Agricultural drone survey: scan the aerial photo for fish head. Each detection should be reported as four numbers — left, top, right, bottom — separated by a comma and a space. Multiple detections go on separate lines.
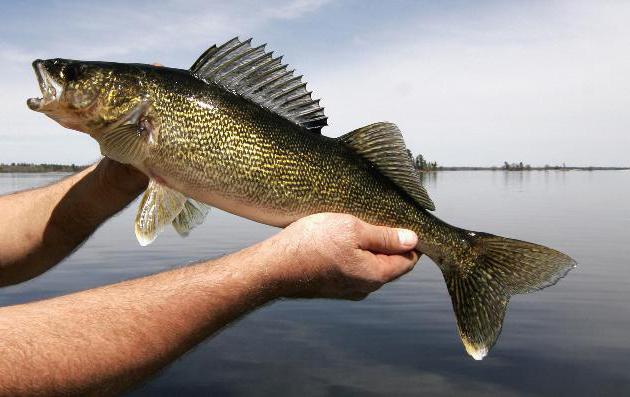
27, 58, 144, 134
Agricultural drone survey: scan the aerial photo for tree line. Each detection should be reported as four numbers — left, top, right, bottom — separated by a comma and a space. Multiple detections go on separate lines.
0, 163, 86, 173
406, 150, 439, 171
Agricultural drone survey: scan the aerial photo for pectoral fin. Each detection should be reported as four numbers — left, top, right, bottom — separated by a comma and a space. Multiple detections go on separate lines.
135, 179, 187, 246
98, 98, 153, 165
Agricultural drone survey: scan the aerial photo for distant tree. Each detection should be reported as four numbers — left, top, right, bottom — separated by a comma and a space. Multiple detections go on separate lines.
415, 154, 426, 170
503, 161, 510, 170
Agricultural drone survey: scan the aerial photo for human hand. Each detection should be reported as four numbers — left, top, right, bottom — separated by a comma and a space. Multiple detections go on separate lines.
265, 213, 420, 300
93, 157, 148, 198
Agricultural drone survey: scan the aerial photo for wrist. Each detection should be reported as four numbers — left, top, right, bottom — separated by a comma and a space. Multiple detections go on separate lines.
235, 235, 302, 300
250, 232, 318, 299
92, 158, 148, 200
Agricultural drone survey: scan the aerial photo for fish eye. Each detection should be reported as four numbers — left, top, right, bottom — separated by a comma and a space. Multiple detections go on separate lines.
63, 63, 84, 81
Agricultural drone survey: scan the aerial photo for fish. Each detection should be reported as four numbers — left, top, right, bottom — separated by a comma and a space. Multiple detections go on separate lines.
26, 37, 576, 360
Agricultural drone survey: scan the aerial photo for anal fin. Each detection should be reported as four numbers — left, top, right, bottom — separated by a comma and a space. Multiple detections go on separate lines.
172, 199, 210, 237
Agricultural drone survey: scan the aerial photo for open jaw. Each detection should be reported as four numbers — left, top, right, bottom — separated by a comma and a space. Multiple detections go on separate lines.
27, 60, 63, 112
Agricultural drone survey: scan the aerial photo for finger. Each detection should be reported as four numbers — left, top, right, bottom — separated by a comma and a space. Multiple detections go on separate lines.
346, 292, 369, 301
358, 223, 418, 254
376, 250, 421, 282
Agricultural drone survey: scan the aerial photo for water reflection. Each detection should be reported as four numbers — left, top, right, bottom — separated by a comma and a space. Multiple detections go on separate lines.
0, 171, 628, 396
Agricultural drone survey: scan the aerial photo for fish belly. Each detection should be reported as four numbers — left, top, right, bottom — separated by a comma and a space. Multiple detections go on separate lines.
186, 186, 300, 228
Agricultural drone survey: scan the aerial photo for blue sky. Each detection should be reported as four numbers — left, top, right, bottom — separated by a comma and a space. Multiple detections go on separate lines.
1, 0, 628, 166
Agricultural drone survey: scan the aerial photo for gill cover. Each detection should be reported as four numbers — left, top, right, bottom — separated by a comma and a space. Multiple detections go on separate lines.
97, 98, 209, 245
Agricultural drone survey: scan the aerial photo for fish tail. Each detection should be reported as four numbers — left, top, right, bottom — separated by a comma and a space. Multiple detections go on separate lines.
438, 229, 576, 360
331, 119, 574, 359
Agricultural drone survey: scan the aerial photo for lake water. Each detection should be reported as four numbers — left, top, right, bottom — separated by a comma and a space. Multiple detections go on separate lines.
0, 170, 628, 396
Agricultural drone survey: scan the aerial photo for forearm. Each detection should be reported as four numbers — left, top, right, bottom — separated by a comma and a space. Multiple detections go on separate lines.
0, 161, 146, 286
0, 213, 419, 396
0, 240, 281, 396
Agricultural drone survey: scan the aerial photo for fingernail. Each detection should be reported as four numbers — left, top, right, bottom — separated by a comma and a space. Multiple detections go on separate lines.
397, 229, 417, 247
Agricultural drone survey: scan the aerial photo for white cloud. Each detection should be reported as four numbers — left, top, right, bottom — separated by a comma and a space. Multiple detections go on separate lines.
309, 1, 630, 166
0, 0, 330, 164
1, 0, 628, 166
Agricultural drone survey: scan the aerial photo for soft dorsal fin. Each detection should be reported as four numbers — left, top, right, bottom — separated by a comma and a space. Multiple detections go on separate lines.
190, 37, 327, 133
338, 122, 435, 211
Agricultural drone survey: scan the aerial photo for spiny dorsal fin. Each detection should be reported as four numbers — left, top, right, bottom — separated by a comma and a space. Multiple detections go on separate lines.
190, 37, 327, 133
338, 122, 435, 210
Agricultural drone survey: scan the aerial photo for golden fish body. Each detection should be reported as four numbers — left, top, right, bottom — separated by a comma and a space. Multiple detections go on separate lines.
27, 38, 576, 360
141, 68, 416, 228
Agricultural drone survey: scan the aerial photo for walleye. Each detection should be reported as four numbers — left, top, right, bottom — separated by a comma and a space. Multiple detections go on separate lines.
27, 37, 575, 360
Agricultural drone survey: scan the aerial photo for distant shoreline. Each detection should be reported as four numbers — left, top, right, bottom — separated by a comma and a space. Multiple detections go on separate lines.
430, 166, 630, 171
0, 163, 628, 173
0, 164, 88, 173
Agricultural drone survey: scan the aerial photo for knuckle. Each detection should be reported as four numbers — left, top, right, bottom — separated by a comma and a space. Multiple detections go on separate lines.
338, 217, 361, 240
367, 266, 388, 284
341, 215, 360, 231
376, 271, 390, 284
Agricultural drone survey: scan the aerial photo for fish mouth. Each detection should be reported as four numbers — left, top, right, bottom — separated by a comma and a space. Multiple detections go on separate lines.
27, 60, 63, 112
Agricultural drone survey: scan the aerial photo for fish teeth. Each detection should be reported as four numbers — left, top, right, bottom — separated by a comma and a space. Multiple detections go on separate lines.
37, 63, 62, 100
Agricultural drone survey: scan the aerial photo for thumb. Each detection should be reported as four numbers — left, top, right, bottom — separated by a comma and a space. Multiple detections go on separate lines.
358, 222, 418, 254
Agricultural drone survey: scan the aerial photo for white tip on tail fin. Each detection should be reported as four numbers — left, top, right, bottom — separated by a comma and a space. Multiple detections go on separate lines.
463, 340, 489, 361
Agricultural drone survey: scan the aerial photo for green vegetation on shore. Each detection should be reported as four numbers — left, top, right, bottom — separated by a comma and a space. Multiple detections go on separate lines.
0, 163, 88, 173
406, 152, 628, 172
435, 166, 630, 171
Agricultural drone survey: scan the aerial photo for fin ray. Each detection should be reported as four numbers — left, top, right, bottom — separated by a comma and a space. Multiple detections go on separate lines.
190, 37, 326, 133
172, 199, 210, 237
338, 122, 435, 210
135, 180, 187, 246
98, 99, 152, 164
441, 232, 576, 359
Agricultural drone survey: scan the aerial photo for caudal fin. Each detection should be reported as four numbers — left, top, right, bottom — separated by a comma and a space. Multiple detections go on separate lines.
441, 232, 576, 360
